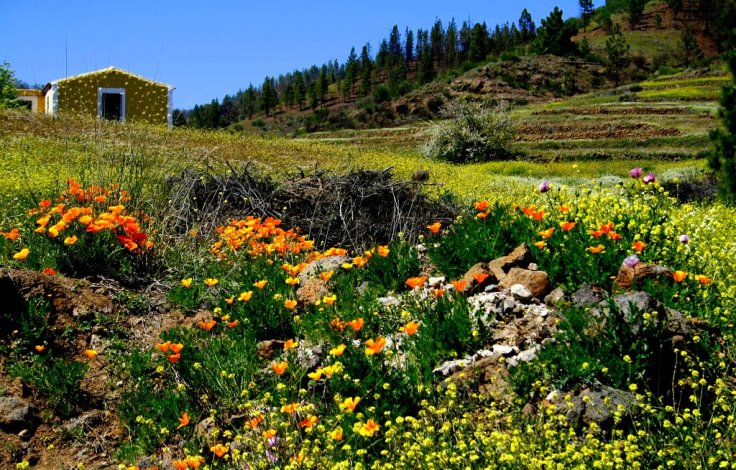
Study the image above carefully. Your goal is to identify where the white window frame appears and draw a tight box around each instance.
[167,86,175,128]
[46,82,58,115]
[16,96,36,112]
[97,87,126,122]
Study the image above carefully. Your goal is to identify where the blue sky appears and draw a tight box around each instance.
[0,1,581,108]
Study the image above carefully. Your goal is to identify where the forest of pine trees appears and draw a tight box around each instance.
[185,8,547,129]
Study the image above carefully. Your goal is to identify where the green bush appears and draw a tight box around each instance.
[420,101,516,164]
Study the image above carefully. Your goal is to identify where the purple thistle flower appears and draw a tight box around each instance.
[679,234,691,244]
[623,254,640,269]
[629,167,643,178]
[539,180,551,193]
[642,172,656,184]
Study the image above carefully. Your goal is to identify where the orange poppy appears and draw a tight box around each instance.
[348,318,364,332]
[322,294,337,305]
[167,353,181,363]
[632,241,647,253]
[227,320,239,328]
[13,248,30,260]
[64,235,78,245]
[600,222,615,233]
[224,296,234,304]
[84,349,98,359]
[560,221,576,232]
[253,279,268,289]
[399,321,420,336]
[474,200,489,211]
[452,279,467,291]
[210,444,228,458]
[169,343,184,354]
[559,205,570,213]
[199,320,217,331]
[329,344,346,356]
[377,245,390,257]
[177,412,190,429]
[157,341,171,353]
[284,299,298,310]
[586,245,606,254]
[173,460,188,470]
[271,361,288,375]
[365,337,387,356]
[538,227,555,239]
[285,277,300,286]
[406,276,427,289]
[280,402,300,414]
[283,339,298,350]
[329,428,344,441]
[299,415,318,429]
[238,291,253,302]
[608,232,622,241]
[473,272,490,284]
[432,288,445,298]
[589,230,604,238]
[672,271,687,283]
[35,345,46,353]
[2,228,20,240]
[247,414,264,429]
[427,222,441,234]
[319,271,334,282]
[695,275,712,285]
[42,267,57,276]
[359,419,380,437]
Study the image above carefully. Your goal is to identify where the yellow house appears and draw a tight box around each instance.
[16,89,45,112]
[41,67,175,127]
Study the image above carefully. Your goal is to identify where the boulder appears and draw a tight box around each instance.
[256,340,285,360]
[615,263,672,290]
[460,262,493,294]
[498,268,551,299]
[572,284,608,308]
[510,284,534,303]
[0,396,36,431]
[296,278,328,305]
[298,255,351,284]
[544,287,565,306]
[487,244,534,282]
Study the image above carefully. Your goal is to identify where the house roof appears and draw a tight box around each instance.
[45,66,173,89]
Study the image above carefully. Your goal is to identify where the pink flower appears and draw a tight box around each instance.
[678,234,690,244]
[629,167,643,178]
[642,172,656,184]
[539,180,551,193]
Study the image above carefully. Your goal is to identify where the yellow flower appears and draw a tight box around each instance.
[339,396,361,413]
[204,278,219,287]
[329,344,346,356]
[238,291,253,302]
[64,235,78,245]
[180,278,193,288]
[13,248,30,260]
[358,419,380,437]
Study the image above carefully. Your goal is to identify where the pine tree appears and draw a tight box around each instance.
[404,28,414,64]
[243,84,257,119]
[430,19,445,64]
[579,0,594,31]
[680,26,703,67]
[294,72,306,111]
[259,77,278,117]
[519,9,536,43]
[605,24,630,86]
[389,25,403,66]
[628,0,646,29]
[708,47,736,202]
[533,7,578,56]
[459,21,472,61]
[469,23,488,62]
[359,44,373,96]
[318,66,329,105]
[445,19,459,67]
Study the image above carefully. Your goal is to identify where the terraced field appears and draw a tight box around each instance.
[299,69,725,170]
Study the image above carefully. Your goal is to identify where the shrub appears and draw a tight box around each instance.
[420,101,516,163]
